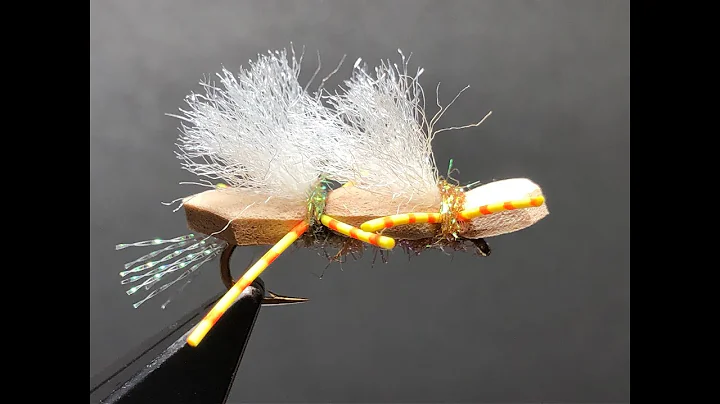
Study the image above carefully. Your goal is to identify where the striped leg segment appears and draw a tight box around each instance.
[320,214,396,250]
[359,196,545,232]
[187,220,309,347]
[457,196,545,221]
[360,212,443,233]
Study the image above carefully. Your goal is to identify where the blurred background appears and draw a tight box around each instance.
[90,0,630,402]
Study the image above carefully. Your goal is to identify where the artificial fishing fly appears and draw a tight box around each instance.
[116,46,549,347]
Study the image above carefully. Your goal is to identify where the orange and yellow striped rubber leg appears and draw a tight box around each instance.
[320,214,396,250]
[187,220,309,347]
[457,196,545,221]
[360,212,443,233]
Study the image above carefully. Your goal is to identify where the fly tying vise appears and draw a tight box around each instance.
[115,46,549,348]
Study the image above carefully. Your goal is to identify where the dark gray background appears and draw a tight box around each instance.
[90,0,630,402]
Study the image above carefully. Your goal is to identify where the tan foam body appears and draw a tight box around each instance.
[183,178,549,246]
